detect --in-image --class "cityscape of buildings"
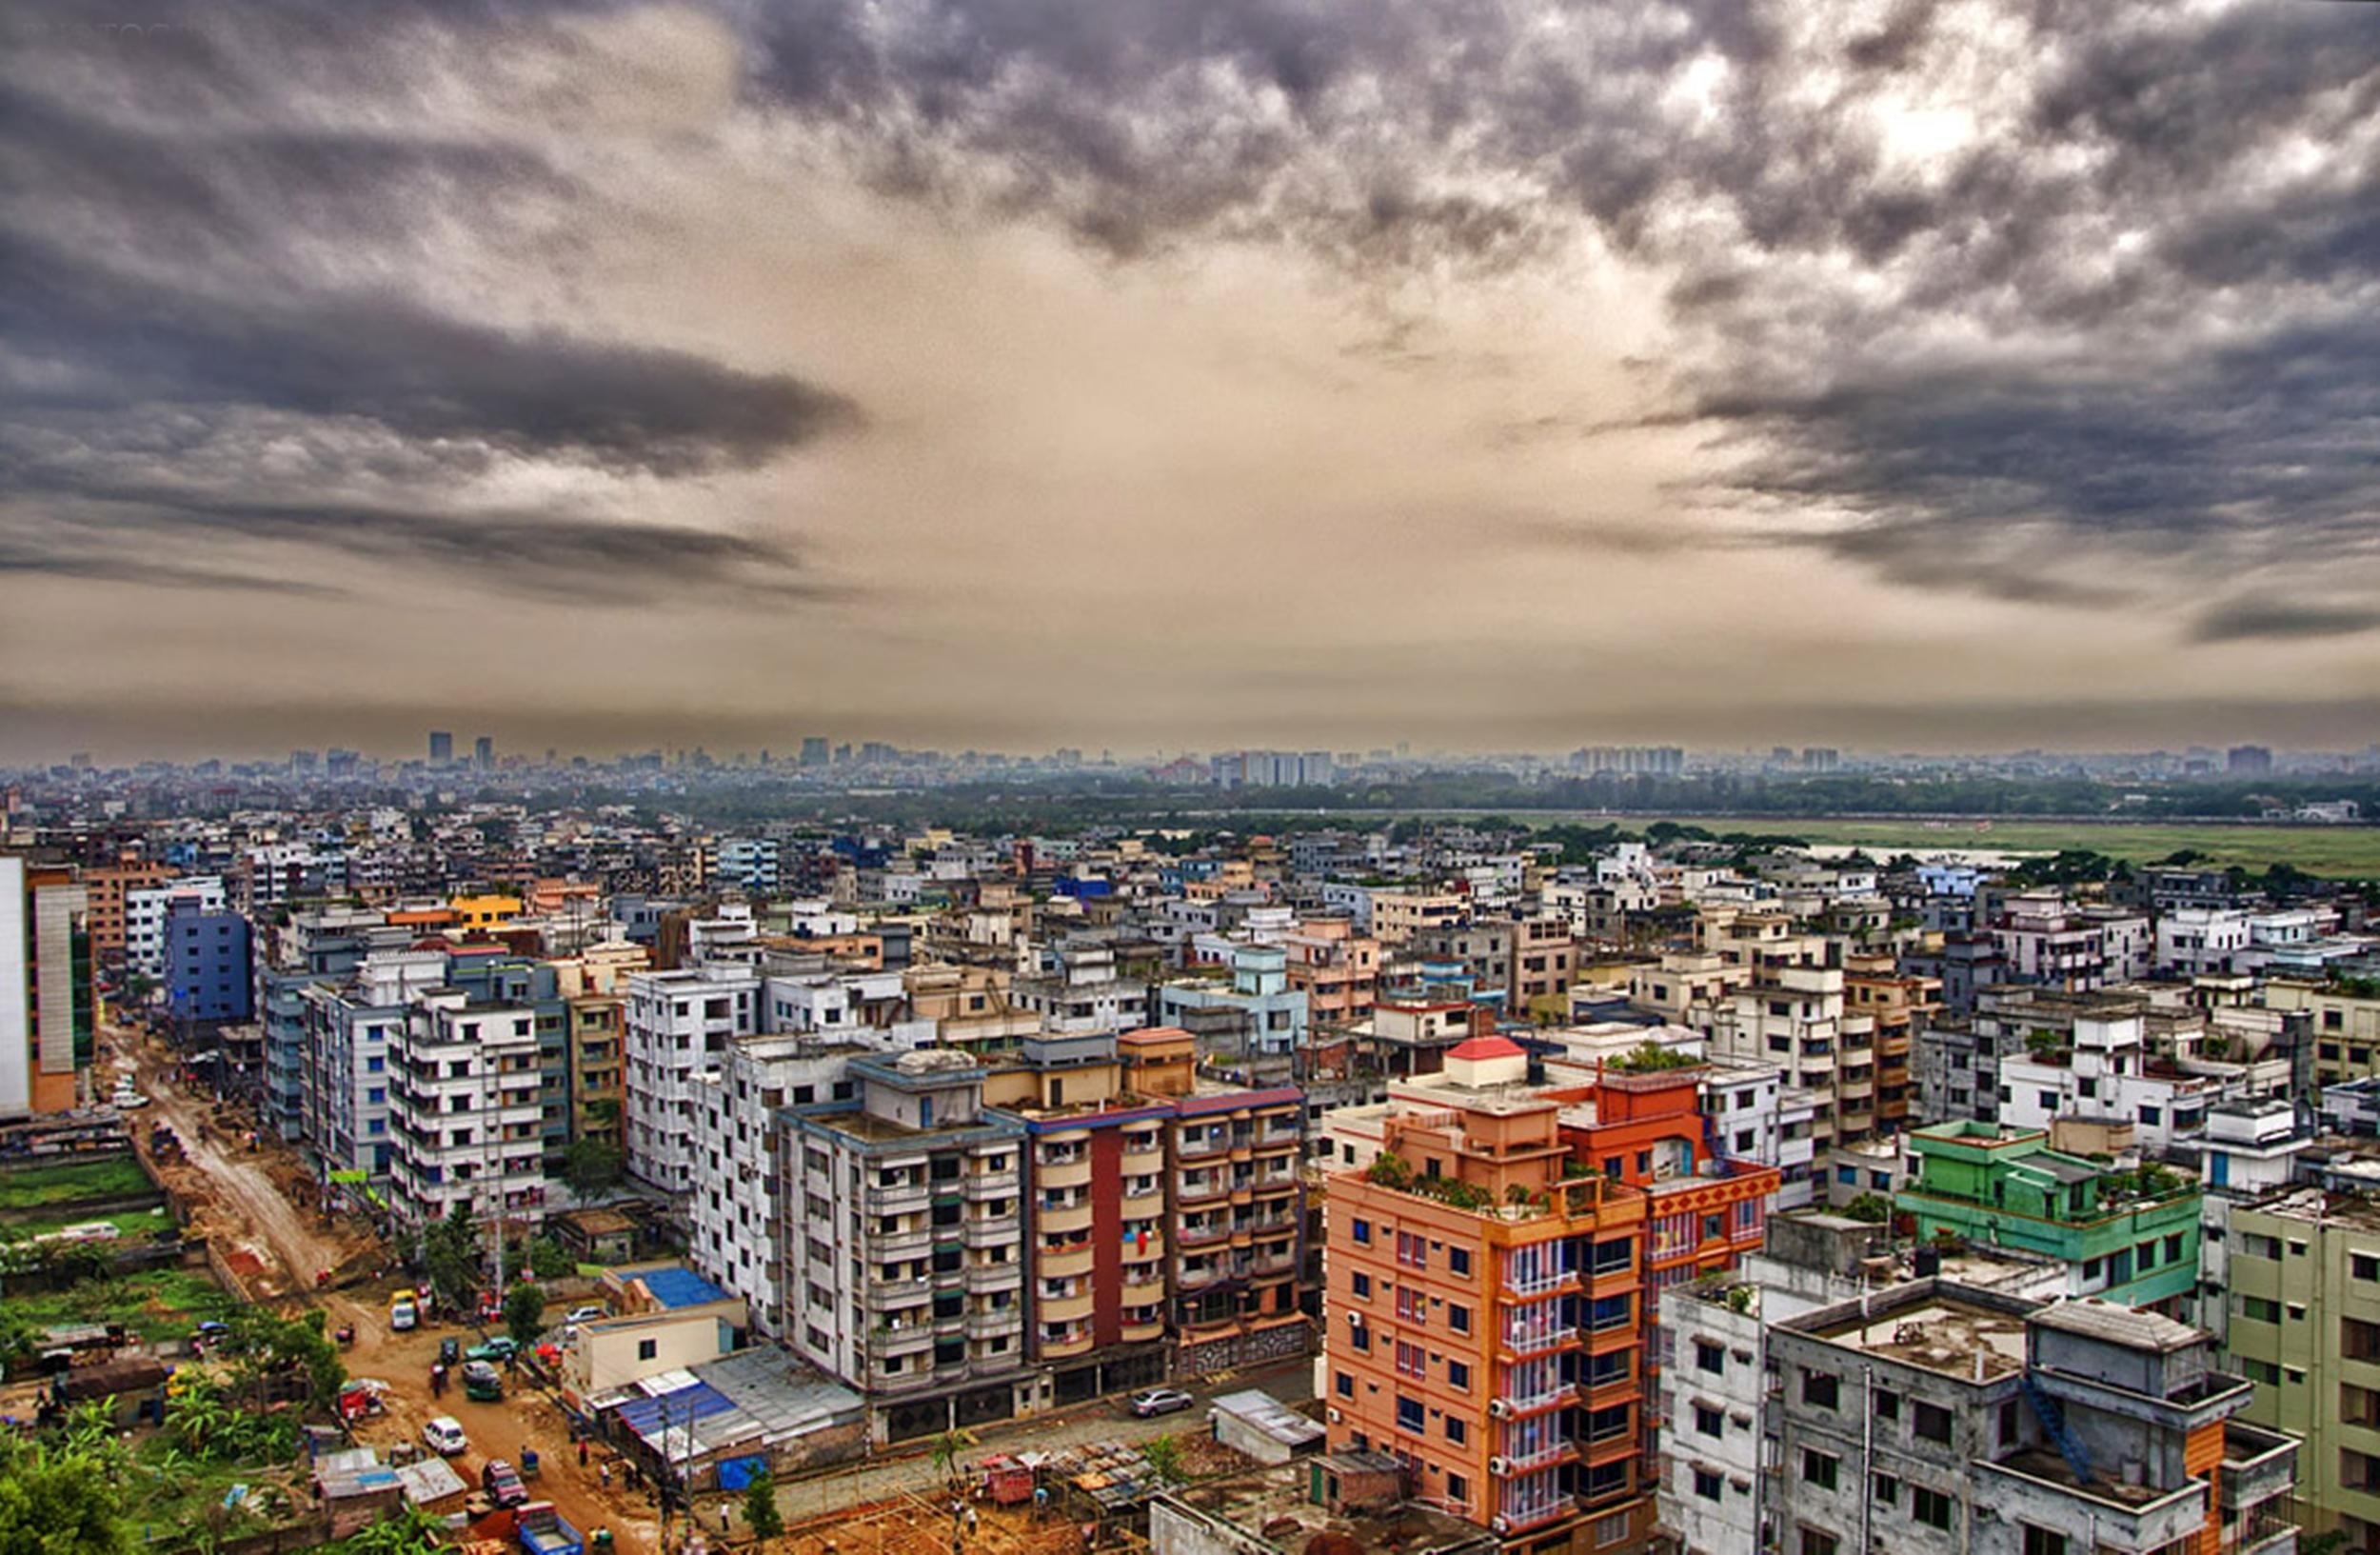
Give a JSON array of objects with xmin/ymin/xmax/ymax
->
[{"xmin": 11, "ymin": 748, "xmax": 2380, "ymax": 1552}]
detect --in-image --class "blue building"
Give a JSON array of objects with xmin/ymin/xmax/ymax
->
[{"xmin": 164, "ymin": 900, "xmax": 252, "ymax": 1024}]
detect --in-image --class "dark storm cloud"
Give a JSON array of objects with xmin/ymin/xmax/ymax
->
[
  {"xmin": 733, "ymin": 0, "xmax": 2380, "ymax": 617},
  {"xmin": 0, "ymin": 481, "xmax": 840, "ymax": 605},
  {"xmin": 0, "ymin": 2, "xmax": 861, "ymax": 602},
  {"xmin": 2191, "ymin": 598, "xmax": 2380, "ymax": 646}
]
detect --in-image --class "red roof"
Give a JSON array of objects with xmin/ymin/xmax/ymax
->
[{"xmin": 1447, "ymin": 1034, "xmax": 1525, "ymax": 1062}]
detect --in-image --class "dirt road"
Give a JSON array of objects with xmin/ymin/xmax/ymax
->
[{"xmin": 116, "ymin": 1024, "xmax": 356, "ymax": 1300}]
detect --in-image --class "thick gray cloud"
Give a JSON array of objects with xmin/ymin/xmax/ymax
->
[{"xmin": 7, "ymin": 0, "xmax": 2380, "ymax": 759}]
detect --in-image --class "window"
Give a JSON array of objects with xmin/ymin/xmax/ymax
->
[
  {"xmin": 1802, "ymin": 1449, "xmax": 1839, "ymax": 1490},
  {"xmin": 1696, "ymin": 1405, "xmax": 1723, "ymax": 1437},
  {"xmin": 2138, "ymin": 1104, "xmax": 2161, "ymax": 1126},
  {"xmin": 1335, "ymin": 1371, "xmax": 1354, "ymax": 1398},
  {"xmin": 1912, "ymin": 1486, "xmax": 1953, "ymax": 1530},
  {"xmin": 1694, "ymin": 1469, "xmax": 1723, "ymax": 1502},
  {"xmin": 1447, "ymin": 1246, "xmax": 1472, "ymax": 1276},
  {"xmin": 1874, "ymin": 1389, "xmax": 1899, "ymax": 1421},
  {"xmin": 2037, "ymin": 1090, "xmax": 2058, "ymax": 1109},
  {"xmin": 1352, "ymin": 1218, "xmax": 1371, "ymax": 1246},
  {"xmin": 2022, "ymin": 1528, "xmax": 2068, "ymax": 1555},
  {"xmin": 1444, "ymin": 1416, "xmax": 1466, "ymax": 1445},
  {"xmin": 1351, "ymin": 1272, "xmax": 1371, "ymax": 1299},
  {"xmin": 1446, "ymin": 1473, "xmax": 1468, "ymax": 1508},
  {"xmin": 1914, "ymin": 1401, "xmax": 1953, "ymax": 1445},
  {"xmin": 2241, "ymin": 1358, "xmax": 2280, "ymax": 1385},
  {"xmin": 1395, "ymin": 1395, "xmax": 1424, "ymax": 1434},
  {"xmin": 2354, "ymin": 1253, "xmax": 2379, "ymax": 1282},
  {"xmin": 1999, "ymin": 1399, "xmax": 2021, "ymax": 1445},
  {"xmin": 1696, "ymin": 1341, "xmax": 1725, "ymax": 1375},
  {"xmin": 1448, "ymin": 1303, "xmax": 1472, "ymax": 1335},
  {"xmin": 637, "ymin": 1339, "xmax": 658, "ymax": 1361},
  {"xmin": 1396, "ymin": 1231, "xmax": 1427, "ymax": 1269},
  {"xmin": 1395, "ymin": 1341, "xmax": 1425, "ymax": 1380},
  {"xmin": 1800, "ymin": 1532, "xmax": 1838, "ymax": 1555},
  {"xmin": 1802, "ymin": 1368, "xmax": 1840, "ymax": 1409},
  {"xmin": 1446, "ymin": 1360, "xmax": 1470, "ymax": 1391},
  {"xmin": 1872, "ymin": 1473, "xmax": 1898, "ymax": 1505},
  {"xmin": 2239, "ymin": 1296, "xmax": 2281, "ymax": 1324}
]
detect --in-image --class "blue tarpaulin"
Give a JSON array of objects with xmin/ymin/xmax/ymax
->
[{"xmin": 715, "ymin": 1454, "xmax": 767, "ymax": 1491}]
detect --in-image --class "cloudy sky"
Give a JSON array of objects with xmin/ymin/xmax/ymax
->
[{"xmin": 5, "ymin": 0, "xmax": 2379, "ymax": 763}]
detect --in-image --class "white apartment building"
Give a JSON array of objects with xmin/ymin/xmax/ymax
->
[
  {"xmin": 762, "ymin": 967, "xmax": 907, "ymax": 1035},
  {"xmin": 2157, "ymin": 907, "xmax": 2252, "ymax": 976},
  {"xmin": 686, "ymin": 1032, "xmax": 886, "ymax": 1334},
  {"xmin": 625, "ymin": 964, "xmax": 760, "ymax": 1194},
  {"xmin": 125, "ymin": 875, "xmax": 227, "ymax": 978},
  {"xmin": 776, "ymin": 1049, "xmax": 1032, "ymax": 1442},
  {"xmin": 298, "ymin": 949, "xmax": 447, "ymax": 1180},
  {"xmin": 1012, "ymin": 944, "xmax": 1146, "ymax": 1036},
  {"xmin": 1994, "ymin": 1007, "xmax": 2218, "ymax": 1151},
  {"xmin": 385, "ymin": 988, "xmax": 545, "ymax": 1233}
]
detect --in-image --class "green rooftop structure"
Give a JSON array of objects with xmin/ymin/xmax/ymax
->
[{"xmin": 1894, "ymin": 1120, "xmax": 2202, "ymax": 1314}]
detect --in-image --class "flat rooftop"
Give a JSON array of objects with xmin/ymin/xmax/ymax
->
[
  {"xmin": 1807, "ymin": 1295, "xmax": 2030, "ymax": 1382},
  {"xmin": 2033, "ymin": 1298, "xmax": 2202, "ymax": 1355}
]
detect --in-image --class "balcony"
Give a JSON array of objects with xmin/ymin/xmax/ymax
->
[
  {"xmin": 1499, "ymin": 1326, "xmax": 1580, "ymax": 1361},
  {"xmin": 1041, "ymin": 1327, "xmax": 1093, "ymax": 1360},
  {"xmin": 964, "ymin": 1218, "xmax": 1021, "ymax": 1248},
  {"xmin": 1040, "ymin": 1243, "xmax": 1094, "ymax": 1281},
  {"xmin": 867, "ymin": 1180, "xmax": 932, "ymax": 1215},
  {"xmin": 965, "ymin": 1262, "xmax": 1021, "ymax": 1295},
  {"xmin": 1179, "ymin": 1220, "xmax": 1231, "ymax": 1249},
  {"xmin": 1038, "ymin": 1201, "xmax": 1094, "ymax": 1236},
  {"xmin": 1038, "ymin": 1155, "xmax": 1092, "ymax": 1190},
  {"xmin": 1177, "ymin": 1175, "xmax": 1230, "ymax": 1206},
  {"xmin": 963, "ymin": 1167, "xmax": 1020, "ymax": 1201},
  {"xmin": 871, "ymin": 1321, "xmax": 934, "ymax": 1358},
  {"xmin": 1176, "ymin": 1131, "xmax": 1229, "ymax": 1162}
]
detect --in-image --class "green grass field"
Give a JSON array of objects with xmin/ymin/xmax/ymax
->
[
  {"xmin": 1652, "ymin": 817, "xmax": 2380, "ymax": 876},
  {"xmin": 3, "ymin": 1206, "xmax": 174, "ymax": 1242},
  {"xmin": 5, "ymin": 1266, "xmax": 231, "ymax": 1341},
  {"xmin": 0, "ymin": 1156, "xmax": 155, "ymax": 1212}
]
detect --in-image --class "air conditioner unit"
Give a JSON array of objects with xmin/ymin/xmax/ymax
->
[
  {"xmin": 1490, "ymin": 1517, "xmax": 1511, "ymax": 1537},
  {"xmin": 1489, "ymin": 1398, "xmax": 1513, "ymax": 1420},
  {"xmin": 1326, "ymin": 1406, "xmax": 1342, "ymax": 1424},
  {"xmin": 1347, "ymin": 1310, "xmax": 1364, "ymax": 1326},
  {"xmin": 1489, "ymin": 1457, "xmax": 1514, "ymax": 1478}
]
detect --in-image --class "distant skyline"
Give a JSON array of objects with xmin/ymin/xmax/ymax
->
[{"xmin": 6, "ymin": 3, "xmax": 2380, "ymax": 761}]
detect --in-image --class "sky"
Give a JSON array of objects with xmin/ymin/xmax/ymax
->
[{"xmin": 4, "ymin": 0, "xmax": 2379, "ymax": 763}]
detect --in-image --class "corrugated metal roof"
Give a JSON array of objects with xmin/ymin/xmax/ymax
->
[{"xmin": 635, "ymin": 1268, "xmax": 733, "ymax": 1309}]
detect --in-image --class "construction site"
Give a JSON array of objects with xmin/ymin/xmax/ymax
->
[{"xmin": 779, "ymin": 1490, "xmax": 1139, "ymax": 1555}]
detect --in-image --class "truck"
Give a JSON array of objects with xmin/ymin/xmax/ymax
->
[{"xmin": 514, "ymin": 1501, "xmax": 584, "ymax": 1555}]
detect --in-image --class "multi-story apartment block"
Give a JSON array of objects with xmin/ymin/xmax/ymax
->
[
  {"xmin": 1013, "ymin": 941, "xmax": 1148, "ymax": 1036},
  {"xmin": 1894, "ymin": 1122, "xmax": 2203, "ymax": 1314},
  {"xmin": 80, "ymin": 857, "xmax": 169, "ymax": 971},
  {"xmin": 1770, "ymin": 1281, "xmax": 2293, "ymax": 1555},
  {"xmin": 124, "ymin": 874, "xmax": 226, "ymax": 980},
  {"xmin": 1993, "ymin": 998, "xmax": 2218, "ymax": 1152},
  {"xmin": 2159, "ymin": 907, "xmax": 2253, "ymax": 976},
  {"xmin": 2267, "ymin": 978, "xmax": 2380, "ymax": 1086},
  {"xmin": 1157, "ymin": 944, "xmax": 1308, "ymax": 1076},
  {"xmin": 2222, "ymin": 1184, "xmax": 2380, "ymax": 1545},
  {"xmin": 1842, "ymin": 951, "xmax": 1933, "ymax": 1135},
  {"xmin": 1146, "ymin": 1029, "xmax": 1310, "ymax": 1376},
  {"xmin": 385, "ymin": 987, "xmax": 545, "ymax": 1233},
  {"xmin": 564, "ymin": 993, "xmax": 626, "ymax": 1155},
  {"xmin": 713, "ymin": 836, "xmax": 781, "ymax": 894},
  {"xmin": 0, "ymin": 857, "xmax": 92, "ymax": 1117},
  {"xmin": 1367, "ymin": 889, "xmax": 1468, "ymax": 947},
  {"xmin": 982, "ymin": 1033, "xmax": 1173, "ymax": 1402},
  {"xmin": 1656, "ymin": 1213, "xmax": 2071, "ymax": 1555},
  {"xmin": 162, "ymin": 898, "xmax": 251, "ymax": 1024},
  {"xmin": 624, "ymin": 963, "xmax": 759, "ymax": 1195},
  {"xmin": 300, "ymin": 950, "xmax": 447, "ymax": 1179},
  {"xmin": 1282, "ymin": 916, "xmax": 1380, "ymax": 1027},
  {"xmin": 1326, "ymin": 1088, "xmax": 1655, "ymax": 1552},
  {"xmin": 687, "ymin": 1031, "xmax": 876, "ymax": 1333},
  {"xmin": 1990, "ymin": 889, "xmax": 2149, "ymax": 991},
  {"xmin": 1696, "ymin": 915, "xmax": 1876, "ymax": 1164},
  {"xmin": 775, "ymin": 1048, "xmax": 1031, "ymax": 1444}
]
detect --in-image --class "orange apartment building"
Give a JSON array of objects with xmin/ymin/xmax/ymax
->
[
  {"xmin": 1283, "ymin": 916, "xmax": 1381, "ymax": 1027},
  {"xmin": 82, "ymin": 857, "xmax": 169, "ymax": 969},
  {"xmin": 1326, "ymin": 1047, "xmax": 1777, "ymax": 1555},
  {"xmin": 1844, "ymin": 950, "xmax": 1938, "ymax": 1133}
]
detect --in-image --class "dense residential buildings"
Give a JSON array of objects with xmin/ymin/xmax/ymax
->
[
  {"xmin": 1768, "ymin": 1281, "xmax": 2293, "ymax": 1555},
  {"xmin": 1894, "ymin": 1122, "xmax": 2203, "ymax": 1313},
  {"xmin": 625, "ymin": 963, "xmax": 760, "ymax": 1194}
]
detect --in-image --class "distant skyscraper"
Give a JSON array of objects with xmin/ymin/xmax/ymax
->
[
  {"xmin": 1801, "ymin": 746, "xmax": 1840, "ymax": 771},
  {"xmin": 473, "ymin": 735, "xmax": 494, "ymax": 771},
  {"xmin": 288, "ymin": 749, "xmax": 318, "ymax": 774},
  {"xmin": 428, "ymin": 730, "xmax": 453, "ymax": 765},
  {"xmin": 800, "ymin": 737, "xmax": 829, "ymax": 768},
  {"xmin": 2229, "ymin": 744, "xmax": 2274, "ymax": 775}
]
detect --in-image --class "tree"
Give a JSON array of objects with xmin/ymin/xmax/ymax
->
[
  {"xmin": 504, "ymin": 1282, "xmax": 548, "ymax": 1350},
  {"xmin": 928, "ymin": 1427, "xmax": 974, "ymax": 1497},
  {"xmin": 1141, "ymin": 1434, "xmax": 1185, "ymax": 1485},
  {"xmin": 564, "ymin": 1138, "xmax": 625, "ymax": 1200},
  {"xmin": 0, "ymin": 1404, "xmax": 133, "ymax": 1555},
  {"xmin": 1842, "ymin": 1193, "xmax": 1892, "ymax": 1225},
  {"xmin": 742, "ymin": 1471, "xmax": 783, "ymax": 1543},
  {"xmin": 422, "ymin": 1206, "xmax": 483, "ymax": 1307}
]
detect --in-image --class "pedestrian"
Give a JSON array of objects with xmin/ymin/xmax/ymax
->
[
  {"xmin": 965, "ymin": 1506, "xmax": 979, "ymax": 1534},
  {"xmin": 721, "ymin": 1505, "xmax": 732, "ymax": 1534},
  {"xmin": 579, "ymin": 1439, "xmax": 589, "ymax": 1468},
  {"xmin": 600, "ymin": 1462, "xmax": 612, "ymax": 1490}
]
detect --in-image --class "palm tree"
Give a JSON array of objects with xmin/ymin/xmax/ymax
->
[{"xmin": 928, "ymin": 1426, "xmax": 975, "ymax": 1498}]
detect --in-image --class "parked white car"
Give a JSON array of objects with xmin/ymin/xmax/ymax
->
[{"xmin": 421, "ymin": 1417, "xmax": 468, "ymax": 1456}]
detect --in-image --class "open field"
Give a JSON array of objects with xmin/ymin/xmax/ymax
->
[
  {"xmin": 1651, "ymin": 818, "xmax": 2380, "ymax": 876},
  {"xmin": 2, "ymin": 1206, "xmax": 176, "ymax": 1242},
  {"xmin": 4, "ymin": 1265, "xmax": 231, "ymax": 1340},
  {"xmin": 0, "ymin": 1156, "xmax": 155, "ymax": 1210}
]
